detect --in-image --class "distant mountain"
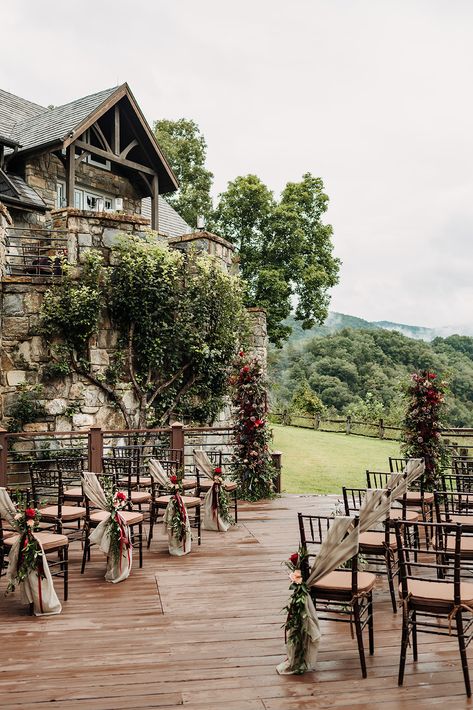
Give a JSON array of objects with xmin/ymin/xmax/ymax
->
[{"xmin": 284, "ymin": 312, "xmax": 473, "ymax": 343}]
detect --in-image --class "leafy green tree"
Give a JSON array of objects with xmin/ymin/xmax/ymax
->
[
  {"xmin": 213, "ymin": 173, "xmax": 340, "ymax": 345},
  {"xmin": 153, "ymin": 118, "xmax": 213, "ymax": 228},
  {"xmin": 40, "ymin": 238, "xmax": 248, "ymax": 427},
  {"xmin": 290, "ymin": 383, "xmax": 325, "ymax": 417}
]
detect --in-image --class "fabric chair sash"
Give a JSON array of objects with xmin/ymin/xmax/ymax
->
[
  {"xmin": 148, "ymin": 459, "xmax": 192, "ymax": 555},
  {"xmin": 0, "ymin": 487, "xmax": 61, "ymax": 616},
  {"xmin": 82, "ymin": 472, "xmax": 132, "ymax": 583}
]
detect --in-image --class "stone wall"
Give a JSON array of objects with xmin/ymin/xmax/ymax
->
[
  {"xmin": 23, "ymin": 154, "xmax": 142, "ymax": 217},
  {"xmin": 167, "ymin": 231, "xmax": 236, "ymax": 273},
  {"xmin": 0, "ymin": 213, "xmax": 268, "ymax": 432}
]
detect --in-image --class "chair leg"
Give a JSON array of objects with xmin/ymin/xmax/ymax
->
[
  {"xmin": 81, "ymin": 530, "xmax": 89, "ymax": 574},
  {"xmin": 398, "ymin": 607, "xmax": 410, "ymax": 686},
  {"xmin": 147, "ymin": 506, "xmax": 155, "ymax": 549},
  {"xmin": 352, "ymin": 600, "xmax": 367, "ymax": 678},
  {"xmin": 197, "ymin": 505, "xmax": 201, "ymax": 545},
  {"xmin": 138, "ymin": 522, "xmax": 143, "ymax": 568},
  {"xmin": 411, "ymin": 610, "xmax": 418, "ymax": 661},
  {"xmin": 63, "ymin": 545, "xmax": 69, "ymax": 601},
  {"xmin": 368, "ymin": 592, "xmax": 374, "ymax": 656},
  {"xmin": 456, "ymin": 612, "xmax": 472, "ymax": 697},
  {"xmin": 385, "ymin": 549, "xmax": 397, "ymax": 614},
  {"xmin": 234, "ymin": 491, "xmax": 238, "ymax": 523}
]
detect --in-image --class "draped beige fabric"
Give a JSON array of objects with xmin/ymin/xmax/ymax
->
[
  {"xmin": 148, "ymin": 459, "xmax": 192, "ymax": 555},
  {"xmin": 0, "ymin": 487, "xmax": 61, "ymax": 616},
  {"xmin": 359, "ymin": 489, "xmax": 391, "ymax": 532},
  {"xmin": 81, "ymin": 473, "xmax": 132, "ymax": 583},
  {"xmin": 386, "ymin": 458, "xmax": 425, "ymax": 501},
  {"xmin": 277, "ymin": 516, "xmax": 359, "ymax": 674},
  {"xmin": 193, "ymin": 450, "xmax": 231, "ymax": 532}
]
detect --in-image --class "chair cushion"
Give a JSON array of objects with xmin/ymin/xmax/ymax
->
[
  {"xmin": 154, "ymin": 495, "xmax": 201, "ymax": 509},
  {"xmin": 89, "ymin": 510, "xmax": 144, "ymax": 525},
  {"xmin": 312, "ymin": 570, "xmax": 376, "ymax": 593},
  {"xmin": 359, "ymin": 531, "xmax": 397, "ymax": 549},
  {"xmin": 405, "ymin": 579, "xmax": 473, "ymax": 606},
  {"xmin": 40, "ymin": 505, "xmax": 86, "ymax": 521},
  {"xmin": 118, "ymin": 476, "xmax": 151, "ymax": 487},
  {"xmin": 449, "ymin": 514, "xmax": 473, "ymax": 526},
  {"xmin": 181, "ymin": 478, "xmax": 197, "ymax": 490},
  {"xmin": 63, "ymin": 487, "xmax": 83, "ymax": 499},
  {"xmin": 388, "ymin": 508, "xmax": 419, "ymax": 522},
  {"xmin": 122, "ymin": 490, "xmax": 151, "ymax": 504},
  {"xmin": 4, "ymin": 531, "xmax": 68, "ymax": 551},
  {"xmin": 199, "ymin": 480, "xmax": 237, "ymax": 492},
  {"xmin": 403, "ymin": 491, "xmax": 434, "ymax": 504}
]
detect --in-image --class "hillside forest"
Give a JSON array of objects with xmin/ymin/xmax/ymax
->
[{"xmin": 269, "ymin": 320, "xmax": 473, "ymax": 427}]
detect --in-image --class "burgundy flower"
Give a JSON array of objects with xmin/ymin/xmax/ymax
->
[
  {"xmin": 289, "ymin": 552, "xmax": 299, "ymax": 566},
  {"xmin": 115, "ymin": 491, "xmax": 127, "ymax": 502},
  {"xmin": 214, "ymin": 467, "xmax": 222, "ymax": 475},
  {"xmin": 169, "ymin": 474, "xmax": 178, "ymax": 484},
  {"xmin": 25, "ymin": 508, "xmax": 36, "ymax": 519}
]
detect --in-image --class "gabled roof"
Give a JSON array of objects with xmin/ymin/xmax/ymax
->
[
  {"xmin": 1, "ymin": 84, "xmax": 178, "ymax": 193},
  {"xmin": 141, "ymin": 196, "xmax": 192, "ymax": 238},
  {"xmin": 9, "ymin": 86, "xmax": 118, "ymax": 153}
]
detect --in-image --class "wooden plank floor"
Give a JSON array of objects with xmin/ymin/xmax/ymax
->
[{"xmin": 1, "ymin": 494, "xmax": 473, "ymax": 709}]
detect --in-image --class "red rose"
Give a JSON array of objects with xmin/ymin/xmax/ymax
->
[
  {"xmin": 214, "ymin": 467, "xmax": 222, "ymax": 475},
  {"xmin": 239, "ymin": 351, "xmax": 245, "ymax": 357},
  {"xmin": 254, "ymin": 419, "xmax": 263, "ymax": 427},
  {"xmin": 242, "ymin": 365, "xmax": 250, "ymax": 373},
  {"xmin": 289, "ymin": 553, "xmax": 299, "ymax": 566},
  {"xmin": 25, "ymin": 508, "xmax": 36, "ymax": 519},
  {"xmin": 115, "ymin": 491, "xmax": 127, "ymax": 501},
  {"xmin": 170, "ymin": 474, "xmax": 178, "ymax": 484}
]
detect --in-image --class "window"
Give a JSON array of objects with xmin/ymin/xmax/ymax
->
[
  {"xmin": 78, "ymin": 129, "xmax": 111, "ymax": 171},
  {"xmin": 56, "ymin": 181, "xmax": 115, "ymax": 212}
]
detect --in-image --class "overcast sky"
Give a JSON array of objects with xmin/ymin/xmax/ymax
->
[{"xmin": 2, "ymin": 0, "xmax": 473, "ymax": 329}]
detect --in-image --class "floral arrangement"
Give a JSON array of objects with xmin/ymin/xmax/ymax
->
[
  {"xmin": 230, "ymin": 351, "xmax": 275, "ymax": 501},
  {"xmin": 401, "ymin": 370, "xmax": 450, "ymax": 489},
  {"xmin": 168, "ymin": 474, "xmax": 189, "ymax": 547},
  {"xmin": 105, "ymin": 489, "xmax": 131, "ymax": 569},
  {"xmin": 281, "ymin": 548, "xmax": 310, "ymax": 674},
  {"xmin": 211, "ymin": 466, "xmax": 232, "ymax": 527},
  {"xmin": 6, "ymin": 496, "xmax": 43, "ymax": 594}
]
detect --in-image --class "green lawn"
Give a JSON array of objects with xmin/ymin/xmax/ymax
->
[{"xmin": 271, "ymin": 424, "xmax": 400, "ymax": 494}]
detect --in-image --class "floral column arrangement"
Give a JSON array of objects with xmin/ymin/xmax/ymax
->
[
  {"xmin": 401, "ymin": 370, "xmax": 450, "ymax": 489},
  {"xmin": 230, "ymin": 351, "xmax": 275, "ymax": 501}
]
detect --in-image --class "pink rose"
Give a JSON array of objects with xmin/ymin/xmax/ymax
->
[{"xmin": 289, "ymin": 570, "xmax": 303, "ymax": 584}]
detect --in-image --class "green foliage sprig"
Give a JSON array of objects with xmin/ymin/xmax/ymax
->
[
  {"xmin": 281, "ymin": 548, "xmax": 310, "ymax": 674},
  {"xmin": 401, "ymin": 370, "xmax": 451, "ymax": 489},
  {"xmin": 230, "ymin": 352, "xmax": 275, "ymax": 501},
  {"xmin": 6, "ymin": 494, "xmax": 43, "ymax": 594}
]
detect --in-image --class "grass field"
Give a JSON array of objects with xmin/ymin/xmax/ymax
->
[{"xmin": 271, "ymin": 424, "xmax": 400, "ymax": 494}]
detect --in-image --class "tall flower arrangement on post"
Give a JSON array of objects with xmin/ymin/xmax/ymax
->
[
  {"xmin": 230, "ymin": 351, "xmax": 275, "ymax": 501},
  {"xmin": 401, "ymin": 370, "xmax": 450, "ymax": 489}
]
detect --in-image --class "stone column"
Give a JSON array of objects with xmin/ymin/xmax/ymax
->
[{"xmin": 247, "ymin": 307, "xmax": 268, "ymax": 372}]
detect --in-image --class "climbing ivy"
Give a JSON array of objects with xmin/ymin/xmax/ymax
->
[{"xmin": 40, "ymin": 236, "xmax": 248, "ymax": 427}]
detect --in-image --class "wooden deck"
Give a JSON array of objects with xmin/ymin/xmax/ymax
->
[{"xmin": 1, "ymin": 494, "xmax": 472, "ymax": 709}]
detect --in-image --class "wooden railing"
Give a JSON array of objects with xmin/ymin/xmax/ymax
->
[{"xmin": 0, "ymin": 423, "xmax": 282, "ymax": 491}]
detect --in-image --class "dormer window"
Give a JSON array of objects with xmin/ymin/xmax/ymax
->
[{"xmin": 77, "ymin": 129, "xmax": 111, "ymax": 171}]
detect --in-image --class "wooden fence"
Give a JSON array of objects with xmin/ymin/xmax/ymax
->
[
  {"xmin": 0, "ymin": 422, "xmax": 282, "ymax": 491},
  {"xmin": 269, "ymin": 412, "xmax": 473, "ymax": 447}
]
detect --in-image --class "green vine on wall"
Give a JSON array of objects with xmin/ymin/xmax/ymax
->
[{"xmin": 39, "ymin": 236, "xmax": 248, "ymax": 427}]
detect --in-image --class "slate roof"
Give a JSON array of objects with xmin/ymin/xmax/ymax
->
[
  {"xmin": 141, "ymin": 196, "xmax": 192, "ymax": 238},
  {"xmin": 0, "ymin": 89, "xmax": 46, "ymax": 139},
  {"xmin": 5, "ymin": 87, "xmax": 119, "ymax": 153},
  {"xmin": 0, "ymin": 169, "xmax": 46, "ymax": 210}
]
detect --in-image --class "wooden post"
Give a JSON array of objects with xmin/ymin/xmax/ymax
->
[
  {"xmin": 0, "ymin": 427, "xmax": 8, "ymax": 487},
  {"xmin": 88, "ymin": 426, "xmax": 103, "ymax": 472},
  {"xmin": 113, "ymin": 106, "xmax": 120, "ymax": 155},
  {"xmin": 151, "ymin": 175, "xmax": 159, "ymax": 231},
  {"xmin": 170, "ymin": 422, "xmax": 185, "ymax": 461},
  {"xmin": 346, "ymin": 415, "xmax": 351, "ymax": 435},
  {"xmin": 379, "ymin": 418, "xmax": 385, "ymax": 439},
  {"xmin": 65, "ymin": 144, "xmax": 76, "ymax": 207},
  {"xmin": 271, "ymin": 451, "xmax": 282, "ymax": 493}
]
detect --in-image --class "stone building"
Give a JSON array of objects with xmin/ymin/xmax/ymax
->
[{"xmin": 0, "ymin": 84, "xmax": 267, "ymax": 432}]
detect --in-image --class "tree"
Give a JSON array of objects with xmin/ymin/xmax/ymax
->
[
  {"xmin": 213, "ymin": 173, "xmax": 340, "ymax": 345},
  {"xmin": 153, "ymin": 118, "xmax": 214, "ymax": 228},
  {"xmin": 40, "ymin": 238, "xmax": 248, "ymax": 428},
  {"xmin": 290, "ymin": 383, "xmax": 325, "ymax": 417}
]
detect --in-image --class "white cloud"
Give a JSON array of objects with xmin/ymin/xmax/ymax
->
[{"xmin": 2, "ymin": 0, "xmax": 472, "ymax": 328}]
